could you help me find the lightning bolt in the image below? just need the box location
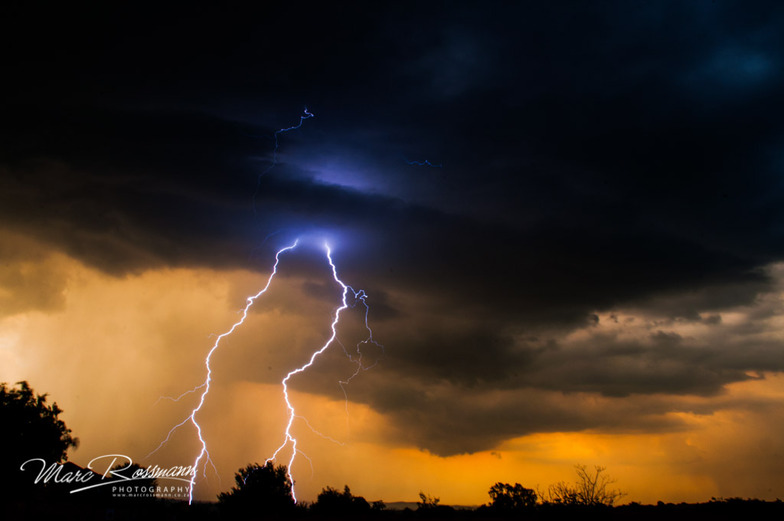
[153,239,382,504]
[265,242,383,503]
[406,159,443,168]
[271,108,315,160]
[149,240,297,503]
[253,107,315,211]
[154,108,380,505]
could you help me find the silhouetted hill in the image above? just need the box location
[4,496,784,521]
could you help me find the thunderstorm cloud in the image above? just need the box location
[3,0,784,469]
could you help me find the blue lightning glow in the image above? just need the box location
[153,238,382,504]
[154,108,381,505]
[272,108,315,151]
[253,108,315,211]
[406,159,443,168]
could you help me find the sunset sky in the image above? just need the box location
[2,1,784,505]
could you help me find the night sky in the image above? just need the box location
[3,1,784,504]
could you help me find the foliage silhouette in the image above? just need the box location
[312,485,370,516]
[1,381,78,498]
[488,482,537,511]
[218,461,295,515]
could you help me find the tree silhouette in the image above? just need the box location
[417,491,454,517]
[546,465,625,506]
[218,461,295,515]
[488,482,537,511]
[417,491,440,510]
[0,381,78,497]
[312,485,370,516]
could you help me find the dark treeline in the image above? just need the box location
[5,491,784,521]
[5,460,784,521]
[3,382,783,520]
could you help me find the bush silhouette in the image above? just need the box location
[218,461,295,515]
[312,485,370,516]
[488,482,537,511]
[1,381,78,498]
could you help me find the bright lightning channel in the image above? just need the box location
[149,240,297,503]
[265,242,382,503]
[152,238,381,505]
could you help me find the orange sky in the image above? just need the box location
[3,229,783,505]
[6,1,784,510]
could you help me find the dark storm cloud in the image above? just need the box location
[4,1,784,454]
[0,109,259,273]
[352,366,784,456]
[3,103,767,321]
[361,303,784,401]
[351,372,697,456]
